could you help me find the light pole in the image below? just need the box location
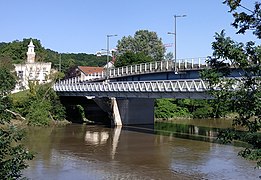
[168,14,186,72]
[106,34,117,80]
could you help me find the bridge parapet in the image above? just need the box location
[58,58,210,84]
[107,57,209,79]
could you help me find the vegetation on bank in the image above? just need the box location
[154,98,233,120]
[10,83,67,126]
[0,62,34,179]
[201,0,261,167]
[0,58,68,178]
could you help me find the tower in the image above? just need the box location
[26,39,35,63]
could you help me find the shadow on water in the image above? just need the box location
[122,121,223,143]
[155,122,220,143]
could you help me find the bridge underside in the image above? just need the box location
[57,91,212,99]
[59,96,110,124]
[59,96,156,126]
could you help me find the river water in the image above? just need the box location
[23,119,260,180]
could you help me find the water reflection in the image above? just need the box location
[111,126,122,160]
[23,123,260,180]
[83,126,122,159]
[84,131,109,145]
[155,121,222,142]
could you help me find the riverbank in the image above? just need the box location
[9,118,71,128]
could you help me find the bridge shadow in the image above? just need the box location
[59,96,111,124]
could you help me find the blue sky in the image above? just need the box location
[1,0,259,59]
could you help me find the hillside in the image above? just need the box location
[0,38,107,74]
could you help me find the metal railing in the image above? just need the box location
[81,58,209,81]
[109,57,209,78]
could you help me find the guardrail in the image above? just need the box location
[108,57,209,78]
[74,57,209,82]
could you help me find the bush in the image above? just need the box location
[192,106,213,118]
[26,100,52,126]
[155,99,190,119]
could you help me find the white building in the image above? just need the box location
[13,40,52,93]
[76,66,104,81]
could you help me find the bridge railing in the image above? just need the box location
[59,58,210,83]
[107,57,209,79]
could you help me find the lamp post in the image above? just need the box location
[106,34,117,80]
[168,14,186,72]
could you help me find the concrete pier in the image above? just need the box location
[111,98,155,126]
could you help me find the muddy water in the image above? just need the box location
[23,121,260,180]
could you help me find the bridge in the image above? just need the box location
[54,58,240,126]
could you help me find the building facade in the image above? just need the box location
[13,40,52,93]
[76,66,104,81]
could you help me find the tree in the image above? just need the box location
[201,1,261,167]
[165,52,174,61]
[0,64,33,179]
[114,51,153,67]
[155,99,190,119]
[116,30,166,65]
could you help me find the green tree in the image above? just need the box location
[116,30,166,65]
[21,81,66,126]
[165,52,174,61]
[155,99,190,119]
[201,1,261,167]
[114,51,153,67]
[0,64,33,179]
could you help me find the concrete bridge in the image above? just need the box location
[54,58,241,126]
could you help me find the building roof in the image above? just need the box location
[78,66,104,75]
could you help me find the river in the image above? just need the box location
[23,119,260,180]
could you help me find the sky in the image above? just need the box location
[1,0,259,59]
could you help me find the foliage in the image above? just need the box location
[11,83,66,126]
[155,99,190,119]
[116,30,166,65]
[0,65,33,179]
[0,62,16,124]
[155,98,230,120]
[201,1,261,167]
[0,68,16,97]
[26,100,52,126]
[223,0,261,38]
[114,51,153,67]
[165,52,174,61]
[0,125,34,179]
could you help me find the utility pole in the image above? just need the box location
[106,34,117,80]
[168,14,186,72]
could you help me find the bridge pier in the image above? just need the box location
[111,98,155,126]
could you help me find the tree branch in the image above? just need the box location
[5,109,26,121]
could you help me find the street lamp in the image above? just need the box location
[168,14,186,72]
[106,34,117,80]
